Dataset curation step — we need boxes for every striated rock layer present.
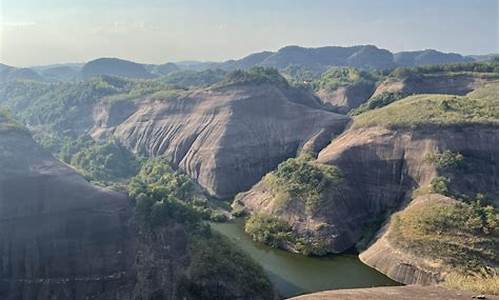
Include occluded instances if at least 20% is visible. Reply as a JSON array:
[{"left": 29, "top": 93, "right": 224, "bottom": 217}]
[
  {"left": 315, "top": 80, "right": 376, "bottom": 114},
  {"left": 371, "top": 73, "right": 493, "bottom": 98},
  {"left": 236, "top": 124, "right": 498, "bottom": 253},
  {"left": 92, "top": 82, "right": 349, "bottom": 198},
  {"left": 0, "top": 126, "right": 273, "bottom": 299}
]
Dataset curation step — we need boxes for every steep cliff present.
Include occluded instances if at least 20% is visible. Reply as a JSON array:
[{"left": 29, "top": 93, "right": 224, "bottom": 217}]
[
  {"left": 0, "top": 113, "right": 274, "bottom": 299},
  {"left": 0, "top": 117, "right": 136, "bottom": 299},
  {"left": 235, "top": 82, "right": 498, "bottom": 256},
  {"left": 371, "top": 73, "right": 493, "bottom": 99},
  {"left": 92, "top": 79, "right": 349, "bottom": 198},
  {"left": 360, "top": 194, "right": 498, "bottom": 294}
]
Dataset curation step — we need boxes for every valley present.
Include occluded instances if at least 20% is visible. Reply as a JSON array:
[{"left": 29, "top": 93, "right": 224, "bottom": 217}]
[{"left": 0, "top": 46, "right": 498, "bottom": 299}]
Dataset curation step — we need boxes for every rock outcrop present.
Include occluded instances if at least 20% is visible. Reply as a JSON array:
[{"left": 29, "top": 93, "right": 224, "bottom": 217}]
[
  {"left": 92, "top": 82, "right": 349, "bottom": 198},
  {"left": 0, "top": 125, "right": 138, "bottom": 299},
  {"left": 359, "top": 195, "right": 449, "bottom": 286},
  {"left": 0, "top": 118, "right": 274, "bottom": 299},
  {"left": 288, "top": 285, "right": 498, "bottom": 300},
  {"left": 315, "top": 80, "right": 376, "bottom": 114},
  {"left": 371, "top": 73, "right": 493, "bottom": 98},
  {"left": 236, "top": 121, "right": 498, "bottom": 253},
  {"left": 360, "top": 193, "right": 498, "bottom": 293}
]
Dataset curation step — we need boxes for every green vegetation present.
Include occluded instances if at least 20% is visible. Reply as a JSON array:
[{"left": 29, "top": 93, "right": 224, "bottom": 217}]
[
  {"left": 128, "top": 158, "right": 227, "bottom": 227},
  {"left": 178, "top": 232, "right": 274, "bottom": 300},
  {"left": 0, "top": 76, "right": 184, "bottom": 140},
  {"left": 159, "top": 69, "right": 227, "bottom": 88},
  {"left": 50, "top": 134, "right": 140, "bottom": 182},
  {"left": 425, "top": 150, "right": 464, "bottom": 169},
  {"left": 264, "top": 156, "right": 343, "bottom": 214},
  {"left": 129, "top": 158, "right": 202, "bottom": 227},
  {"left": 127, "top": 159, "right": 274, "bottom": 298},
  {"left": 0, "top": 108, "right": 28, "bottom": 133},
  {"left": 352, "top": 82, "right": 498, "bottom": 129},
  {"left": 430, "top": 176, "right": 451, "bottom": 195},
  {"left": 314, "top": 67, "right": 378, "bottom": 91},
  {"left": 245, "top": 213, "right": 329, "bottom": 255},
  {"left": 349, "top": 92, "right": 406, "bottom": 116},
  {"left": 390, "top": 60, "right": 499, "bottom": 79},
  {"left": 220, "top": 67, "right": 289, "bottom": 87},
  {"left": 350, "top": 60, "right": 499, "bottom": 115},
  {"left": 70, "top": 140, "right": 140, "bottom": 181},
  {"left": 387, "top": 198, "right": 498, "bottom": 283},
  {"left": 281, "top": 65, "right": 319, "bottom": 87}
]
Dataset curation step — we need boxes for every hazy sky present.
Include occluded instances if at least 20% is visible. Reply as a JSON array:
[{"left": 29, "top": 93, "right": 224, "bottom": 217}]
[{"left": 1, "top": 0, "right": 498, "bottom": 67}]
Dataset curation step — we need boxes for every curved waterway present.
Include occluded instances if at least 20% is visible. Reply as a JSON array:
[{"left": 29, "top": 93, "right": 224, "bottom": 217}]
[{"left": 210, "top": 219, "right": 399, "bottom": 299}]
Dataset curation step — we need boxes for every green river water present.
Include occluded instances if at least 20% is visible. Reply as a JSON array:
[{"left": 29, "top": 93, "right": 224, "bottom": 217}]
[{"left": 210, "top": 220, "right": 399, "bottom": 299}]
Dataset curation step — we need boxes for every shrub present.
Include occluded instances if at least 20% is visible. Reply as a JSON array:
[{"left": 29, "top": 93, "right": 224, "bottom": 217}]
[
  {"left": 388, "top": 198, "right": 498, "bottom": 274},
  {"left": 178, "top": 233, "right": 274, "bottom": 300},
  {"left": 425, "top": 150, "right": 464, "bottom": 170},
  {"left": 352, "top": 82, "right": 499, "bottom": 129},
  {"left": 244, "top": 213, "right": 329, "bottom": 255},
  {"left": 210, "top": 211, "right": 229, "bottom": 222},
  {"left": 221, "top": 67, "right": 288, "bottom": 87},
  {"left": 430, "top": 176, "right": 451, "bottom": 195},
  {"left": 314, "top": 67, "right": 377, "bottom": 92},
  {"left": 350, "top": 92, "right": 406, "bottom": 115},
  {"left": 128, "top": 158, "right": 205, "bottom": 228},
  {"left": 266, "top": 157, "right": 343, "bottom": 213},
  {"left": 70, "top": 139, "right": 140, "bottom": 181}
]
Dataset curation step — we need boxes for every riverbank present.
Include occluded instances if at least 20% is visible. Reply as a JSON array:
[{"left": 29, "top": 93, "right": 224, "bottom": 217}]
[{"left": 210, "top": 220, "right": 398, "bottom": 298}]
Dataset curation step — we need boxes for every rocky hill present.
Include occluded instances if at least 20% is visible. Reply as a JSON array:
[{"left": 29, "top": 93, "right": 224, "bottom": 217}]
[
  {"left": 233, "top": 82, "right": 498, "bottom": 292},
  {"left": 91, "top": 69, "right": 349, "bottom": 198},
  {"left": 178, "top": 45, "right": 478, "bottom": 74},
  {"left": 0, "top": 63, "right": 43, "bottom": 82},
  {"left": 81, "top": 58, "right": 156, "bottom": 79},
  {"left": 0, "top": 111, "right": 274, "bottom": 300},
  {"left": 360, "top": 194, "right": 498, "bottom": 291},
  {"left": 393, "top": 49, "right": 474, "bottom": 66}
]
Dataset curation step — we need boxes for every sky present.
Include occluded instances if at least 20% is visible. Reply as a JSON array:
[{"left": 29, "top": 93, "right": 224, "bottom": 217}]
[{"left": 0, "top": 0, "right": 498, "bottom": 67}]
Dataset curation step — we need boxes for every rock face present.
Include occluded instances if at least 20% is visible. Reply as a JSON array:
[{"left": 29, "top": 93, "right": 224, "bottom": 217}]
[
  {"left": 236, "top": 124, "right": 498, "bottom": 253},
  {"left": 315, "top": 80, "right": 376, "bottom": 113},
  {"left": 0, "top": 127, "right": 139, "bottom": 299},
  {"left": 288, "top": 285, "right": 499, "bottom": 300},
  {"left": 359, "top": 195, "right": 450, "bottom": 286},
  {"left": 91, "top": 82, "right": 349, "bottom": 198},
  {"left": 0, "top": 121, "right": 274, "bottom": 299},
  {"left": 371, "top": 73, "right": 492, "bottom": 98}
]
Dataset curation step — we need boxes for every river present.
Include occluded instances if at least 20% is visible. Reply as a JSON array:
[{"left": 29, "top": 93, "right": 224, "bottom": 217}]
[{"left": 210, "top": 219, "right": 399, "bottom": 299}]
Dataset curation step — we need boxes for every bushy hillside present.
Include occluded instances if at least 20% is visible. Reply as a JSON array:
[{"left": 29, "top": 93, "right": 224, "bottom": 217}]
[
  {"left": 81, "top": 57, "right": 156, "bottom": 79},
  {"left": 352, "top": 82, "right": 498, "bottom": 129}
]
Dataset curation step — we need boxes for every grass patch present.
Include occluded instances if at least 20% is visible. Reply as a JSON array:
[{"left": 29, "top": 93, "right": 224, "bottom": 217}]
[
  {"left": 178, "top": 231, "right": 274, "bottom": 300},
  {"left": 352, "top": 82, "right": 498, "bottom": 129},
  {"left": 263, "top": 156, "right": 343, "bottom": 214},
  {"left": 443, "top": 272, "right": 498, "bottom": 295},
  {"left": 387, "top": 198, "right": 498, "bottom": 275},
  {"left": 244, "top": 213, "right": 329, "bottom": 255}
]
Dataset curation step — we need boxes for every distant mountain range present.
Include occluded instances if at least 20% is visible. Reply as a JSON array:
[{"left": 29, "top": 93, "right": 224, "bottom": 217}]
[{"left": 1, "top": 45, "right": 497, "bottom": 82}]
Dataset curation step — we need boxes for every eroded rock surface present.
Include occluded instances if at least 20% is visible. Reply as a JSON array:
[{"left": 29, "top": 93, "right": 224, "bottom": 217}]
[
  {"left": 0, "top": 126, "right": 273, "bottom": 300},
  {"left": 92, "top": 82, "right": 349, "bottom": 198},
  {"left": 236, "top": 124, "right": 498, "bottom": 253},
  {"left": 288, "top": 285, "right": 498, "bottom": 300},
  {"left": 372, "top": 73, "right": 493, "bottom": 98}
]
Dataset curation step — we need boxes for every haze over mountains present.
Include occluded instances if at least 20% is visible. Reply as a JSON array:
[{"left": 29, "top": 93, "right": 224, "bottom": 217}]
[
  {"left": 1, "top": 44, "right": 495, "bottom": 82},
  {"left": 0, "top": 41, "right": 498, "bottom": 299}
]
